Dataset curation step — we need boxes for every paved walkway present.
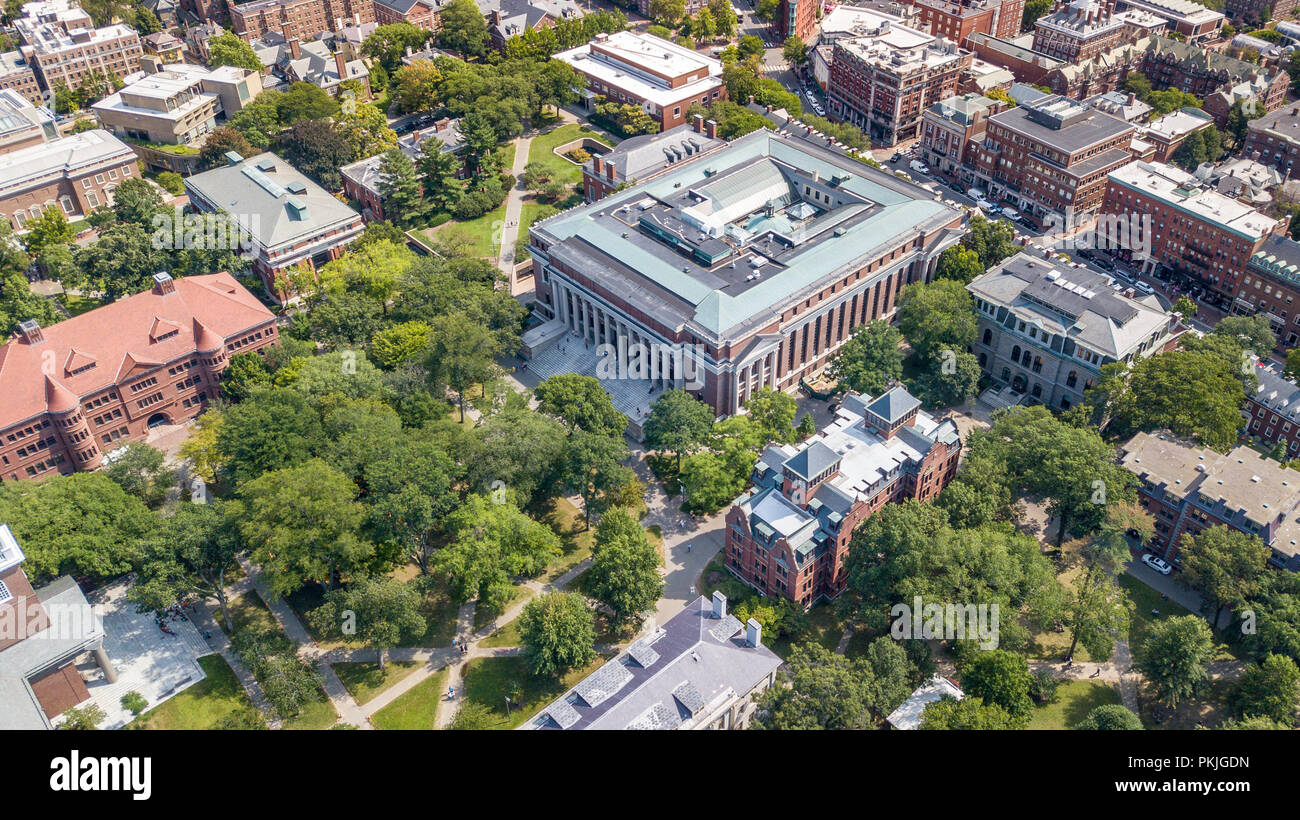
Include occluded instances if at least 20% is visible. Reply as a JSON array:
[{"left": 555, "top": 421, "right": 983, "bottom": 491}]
[
  {"left": 497, "top": 130, "right": 534, "bottom": 283},
  {"left": 189, "top": 581, "right": 283, "bottom": 728}
]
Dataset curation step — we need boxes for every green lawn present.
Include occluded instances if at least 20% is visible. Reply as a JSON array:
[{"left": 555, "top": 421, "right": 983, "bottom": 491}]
[
  {"left": 1118, "top": 573, "right": 1239, "bottom": 661},
  {"left": 526, "top": 123, "right": 611, "bottom": 185},
  {"left": 334, "top": 661, "right": 420, "bottom": 706},
  {"left": 473, "top": 585, "right": 533, "bottom": 631},
  {"left": 285, "top": 574, "right": 459, "bottom": 650},
  {"left": 461, "top": 654, "right": 607, "bottom": 730},
  {"left": 61, "top": 293, "right": 103, "bottom": 317},
  {"left": 371, "top": 669, "right": 448, "bottom": 730},
  {"left": 128, "top": 655, "right": 258, "bottom": 730},
  {"left": 1026, "top": 679, "right": 1122, "bottom": 730},
  {"left": 281, "top": 694, "right": 339, "bottom": 730},
  {"left": 540, "top": 496, "right": 597, "bottom": 582}
]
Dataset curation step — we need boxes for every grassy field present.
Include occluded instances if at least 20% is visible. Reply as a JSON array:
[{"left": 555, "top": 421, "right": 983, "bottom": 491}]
[
  {"left": 371, "top": 670, "right": 449, "bottom": 730},
  {"left": 527, "top": 123, "right": 611, "bottom": 185},
  {"left": 61, "top": 293, "right": 104, "bottom": 317},
  {"left": 128, "top": 655, "right": 258, "bottom": 730},
  {"left": 422, "top": 142, "right": 517, "bottom": 258},
  {"left": 539, "top": 496, "right": 598, "bottom": 582},
  {"left": 460, "top": 654, "right": 607, "bottom": 730},
  {"left": 1119, "top": 573, "right": 1239, "bottom": 661},
  {"left": 1026, "top": 679, "right": 1122, "bottom": 730},
  {"left": 334, "top": 661, "right": 420, "bottom": 706}
]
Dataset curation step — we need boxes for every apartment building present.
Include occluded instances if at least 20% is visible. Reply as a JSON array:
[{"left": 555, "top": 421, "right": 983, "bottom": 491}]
[
  {"left": 1243, "top": 104, "right": 1300, "bottom": 182},
  {"left": 1101, "top": 161, "right": 1287, "bottom": 310},
  {"left": 373, "top": 0, "right": 445, "bottom": 30},
  {"left": 825, "top": 13, "right": 971, "bottom": 146},
  {"left": 14, "top": 2, "right": 143, "bottom": 95},
  {"left": 1032, "top": 0, "right": 1129, "bottom": 61},
  {"left": 554, "top": 32, "right": 727, "bottom": 133},
  {"left": 0, "top": 128, "right": 136, "bottom": 231},
  {"left": 967, "top": 252, "right": 1179, "bottom": 411},
  {"left": 185, "top": 152, "right": 364, "bottom": 302},
  {"left": 1137, "top": 106, "right": 1214, "bottom": 163},
  {"left": 918, "top": 92, "right": 1005, "bottom": 187},
  {"left": 726, "top": 386, "right": 961, "bottom": 605},
  {"left": 0, "top": 272, "right": 278, "bottom": 482},
  {"left": 911, "top": 0, "right": 1024, "bottom": 46},
  {"left": 0, "top": 50, "right": 43, "bottom": 105},
  {"left": 1246, "top": 369, "right": 1300, "bottom": 460},
  {"left": 1120, "top": 431, "right": 1300, "bottom": 571},
  {"left": 1234, "top": 235, "right": 1300, "bottom": 350},
  {"left": 229, "top": 0, "right": 376, "bottom": 42},
  {"left": 484, "top": 0, "right": 585, "bottom": 50},
  {"left": 1223, "top": 0, "right": 1298, "bottom": 23},
  {"left": 777, "top": 0, "right": 822, "bottom": 40}
]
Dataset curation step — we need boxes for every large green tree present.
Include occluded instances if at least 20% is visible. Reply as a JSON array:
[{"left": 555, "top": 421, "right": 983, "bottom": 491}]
[
  {"left": 831, "top": 319, "right": 904, "bottom": 396},
  {"left": 1137, "top": 614, "right": 1215, "bottom": 708},
  {"left": 519, "top": 591, "right": 597, "bottom": 678},
  {"left": 585, "top": 509, "right": 663, "bottom": 629}
]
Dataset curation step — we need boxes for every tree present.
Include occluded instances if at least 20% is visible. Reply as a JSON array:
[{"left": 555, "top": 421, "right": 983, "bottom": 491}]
[
  {"left": 281, "top": 119, "right": 351, "bottom": 190},
  {"left": 744, "top": 387, "right": 798, "bottom": 443},
  {"left": 0, "top": 473, "right": 157, "bottom": 586},
  {"left": 643, "top": 389, "right": 714, "bottom": 470},
  {"left": 376, "top": 147, "right": 428, "bottom": 228},
  {"left": 275, "top": 82, "right": 339, "bottom": 123},
  {"left": 221, "top": 351, "right": 272, "bottom": 402},
  {"left": 896, "top": 279, "right": 978, "bottom": 359},
  {"left": 960, "top": 649, "right": 1034, "bottom": 721},
  {"left": 919, "top": 696, "right": 1020, "bottom": 729},
  {"left": 934, "top": 245, "right": 984, "bottom": 285},
  {"left": 1074, "top": 704, "right": 1143, "bottom": 730},
  {"left": 449, "top": 700, "right": 499, "bottom": 729},
  {"left": 369, "top": 321, "right": 434, "bottom": 370},
  {"left": 519, "top": 590, "right": 599, "bottom": 681},
  {"left": 709, "top": 0, "right": 737, "bottom": 37},
  {"left": 130, "top": 502, "right": 244, "bottom": 632},
  {"left": 364, "top": 439, "right": 460, "bottom": 574},
  {"left": 198, "top": 126, "right": 255, "bottom": 170},
  {"left": 754, "top": 642, "right": 895, "bottom": 729},
  {"left": 420, "top": 139, "right": 463, "bottom": 212},
  {"left": 362, "top": 22, "right": 434, "bottom": 72},
  {"left": 426, "top": 313, "right": 499, "bottom": 422},
  {"left": 237, "top": 459, "right": 371, "bottom": 595},
  {"left": 308, "top": 575, "right": 426, "bottom": 668},
  {"left": 562, "top": 429, "right": 635, "bottom": 527},
  {"left": 208, "top": 32, "right": 263, "bottom": 71},
  {"left": 229, "top": 94, "right": 283, "bottom": 149},
  {"left": 1137, "top": 614, "right": 1215, "bottom": 708},
  {"left": 71, "top": 222, "right": 167, "bottom": 298},
  {"left": 958, "top": 215, "right": 1019, "bottom": 268},
  {"left": 755, "top": 0, "right": 779, "bottom": 21},
  {"left": 1234, "top": 653, "right": 1300, "bottom": 726},
  {"left": 534, "top": 373, "right": 627, "bottom": 438},
  {"left": 335, "top": 103, "right": 397, "bottom": 161},
  {"left": 693, "top": 8, "right": 717, "bottom": 40},
  {"left": 59, "top": 704, "right": 107, "bottom": 730},
  {"left": 585, "top": 509, "right": 663, "bottom": 629},
  {"left": 102, "top": 442, "right": 172, "bottom": 508},
  {"left": 23, "top": 207, "right": 75, "bottom": 260},
  {"left": 438, "top": 0, "right": 490, "bottom": 57},
  {"left": 110, "top": 178, "right": 164, "bottom": 226},
  {"left": 649, "top": 0, "right": 686, "bottom": 25},
  {"left": 831, "top": 319, "right": 903, "bottom": 396},
  {"left": 782, "top": 35, "right": 809, "bottom": 65},
  {"left": 1214, "top": 313, "right": 1276, "bottom": 356},
  {"left": 439, "top": 495, "right": 561, "bottom": 611},
  {"left": 1179, "top": 525, "right": 1271, "bottom": 628},
  {"left": 907, "top": 349, "right": 981, "bottom": 409},
  {"left": 1174, "top": 294, "right": 1197, "bottom": 318}
]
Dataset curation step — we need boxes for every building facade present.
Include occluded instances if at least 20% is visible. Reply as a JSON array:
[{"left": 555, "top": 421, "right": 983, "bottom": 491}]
[
  {"left": 1243, "top": 104, "right": 1300, "bottom": 182},
  {"left": 968, "top": 252, "right": 1180, "bottom": 411},
  {"left": 912, "top": 0, "right": 1024, "bottom": 46},
  {"left": 1247, "top": 369, "right": 1300, "bottom": 459},
  {"left": 726, "top": 387, "right": 961, "bottom": 605},
  {"left": 92, "top": 62, "right": 261, "bottom": 148},
  {"left": 372, "top": 0, "right": 444, "bottom": 29},
  {"left": 1120, "top": 431, "right": 1300, "bottom": 572},
  {"left": 342, "top": 117, "right": 463, "bottom": 221},
  {"left": 1117, "top": 0, "right": 1223, "bottom": 41},
  {"left": 581, "top": 114, "right": 726, "bottom": 202},
  {"left": 0, "top": 128, "right": 137, "bottom": 231},
  {"left": 1032, "top": 0, "right": 1129, "bottom": 62},
  {"left": 918, "top": 92, "right": 1005, "bottom": 187},
  {"left": 0, "top": 272, "right": 278, "bottom": 482},
  {"left": 229, "top": 0, "right": 376, "bottom": 41}
]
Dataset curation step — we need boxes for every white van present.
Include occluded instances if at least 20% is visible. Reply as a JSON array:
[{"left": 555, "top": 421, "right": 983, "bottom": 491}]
[
  {"left": 1001, "top": 207, "right": 1020, "bottom": 222},
  {"left": 910, "top": 160, "right": 930, "bottom": 175},
  {"left": 1135, "top": 280, "right": 1155, "bottom": 295}
]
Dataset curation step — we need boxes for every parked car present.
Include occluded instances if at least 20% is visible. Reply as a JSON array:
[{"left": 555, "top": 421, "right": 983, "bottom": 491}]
[
  {"left": 909, "top": 159, "right": 930, "bottom": 175},
  {"left": 1135, "top": 280, "right": 1155, "bottom": 295},
  {"left": 890, "top": 152, "right": 902, "bottom": 162},
  {"left": 1141, "top": 554, "right": 1173, "bottom": 575}
]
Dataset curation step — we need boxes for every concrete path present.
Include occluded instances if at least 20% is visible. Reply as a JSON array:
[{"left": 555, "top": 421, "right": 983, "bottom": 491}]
[
  {"left": 496, "top": 131, "right": 534, "bottom": 281},
  {"left": 189, "top": 583, "right": 283, "bottom": 729}
]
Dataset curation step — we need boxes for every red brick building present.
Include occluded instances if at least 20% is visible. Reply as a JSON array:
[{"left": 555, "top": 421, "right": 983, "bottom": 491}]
[
  {"left": 0, "top": 272, "right": 278, "bottom": 483},
  {"left": 912, "top": 0, "right": 1023, "bottom": 46},
  {"left": 1032, "top": 0, "right": 1128, "bottom": 61},
  {"left": 725, "top": 387, "right": 961, "bottom": 605},
  {"left": 230, "top": 0, "right": 375, "bottom": 42},
  {"left": 372, "top": 0, "right": 443, "bottom": 30},
  {"left": 777, "top": 0, "right": 823, "bottom": 40}
]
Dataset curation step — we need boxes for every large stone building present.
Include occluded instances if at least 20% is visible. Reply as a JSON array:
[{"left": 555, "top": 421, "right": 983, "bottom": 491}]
[
  {"left": 524, "top": 593, "right": 782, "bottom": 730},
  {"left": 524, "top": 128, "right": 965, "bottom": 420},
  {"left": 1120, "top": 431, "right": 1300, "bottom": 571},
  {"left": 555, "top": 32, "right": 726, "bottom": 134},
  {"left": 825, "top": 12, "right": 971, "bottom": 146},
  {"left": 0, "top": 128, "right": 137, "bottom": 231},
  {"left": 229, "top": 0, "right": 376, "bottom": 42},
  {"left": 967, "top": 252, "right": 1178, "bottom": 411},
  {"left": 968, "top": 95, "right": 1137, "bottom": 230},
  {"left": 185, "top": 152, "right": 364, "bottom": 302},
  {"left": 1100, "top": 161, "right": 1288, "bottom": 311},
  {"left": 0, "top": 272, "right": 278, "bottom": 482},
  {"left": 726, "top": 386, "right": 961, "bottom": 604}
]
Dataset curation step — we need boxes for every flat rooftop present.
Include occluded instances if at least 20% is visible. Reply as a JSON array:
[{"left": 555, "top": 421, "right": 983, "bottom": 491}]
[
  {"left": 554, "top": 31, "right": 721, "bottom": 107},
  {"left": 532, "top": 128, "right": 959, "bottom": 339},
  {"left": 1109, "top": 161, "right": 1281, "bottom": 240},
  {"left": 989, "top": 94, "right": 1133, "bottom": 155}
]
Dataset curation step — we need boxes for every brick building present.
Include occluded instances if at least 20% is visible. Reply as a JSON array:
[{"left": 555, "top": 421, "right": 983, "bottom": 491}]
[
  {"left": 554, "top": 32, "right": 726, "bottom": 133},
  {"left": 777, "top": 0, "right": 823, "bottom": 40},
  {"left": 911, "top": 0, "right": 1023, "bottom": 46},
  {"left": 0, "top": 129, "right": 137, "bottom": 231},
  {"left": 0, "top": 272, "right": 278, "bottom": 482},
  {"left": 0, "top": 51, "right": 42, "bottom": 105},
  {"left": 1101, "top": 161, "right": 1288, "bottom": 310},
  {"left": 20, "top": 21, "right": 142, "bottom": 97},
  {"left": 524, "top": 127, "right": 965, "bottom": 421},
  {"left": 1247, "top": 369, "right": 1300, "bottom": 459},
  {"left": 725, "top": 387, "right": 961, "bottom": 605},
  {"left": 581, "top": 114, "right": 726, "bottom": 202},
  {"left": 1120, "top": 431, "right": 1300, "bottom": 572},
  {"left": 342, "top": 117, "right": 463, "bottom": 221},
  {"left": 1223, "top": 0, "right": 1298, "bottom": 24},
  {"left": 825, "top": 16, "right": 971, "bottom": 146},
  {"left": 918, "top": 91, "right": 1005, "bottom": 188},
  {"left": 1236, "top": 235, "right": 1300, "bottom": 351},
  {"left": 372, "top": 0, "right": 444, "bottom": 29},
  {"left": 1117, "top": 0, "right": 1223, "bottom": 42},
  {"left": 1032, "top": 0, "right": 1128, "bottom": 61},
  {"left": 229, "top": 0, "right": 375, "bottom": 42},
  {"left": 1243, "top": 104, "right": 1300, "bottom": 182}
]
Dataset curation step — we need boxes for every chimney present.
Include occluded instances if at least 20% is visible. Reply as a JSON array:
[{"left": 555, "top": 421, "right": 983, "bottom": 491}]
[
  {"left": 712, "top": 590, "right": 726, "bottom": 620},
  {"left": 153, "top": 271, "right": 176, "bottom": 295},
  {"left": 592, "top": 155, "right": 602, "bottom": 174},
  {"left": 705, "top": 119, "right": 718, "bottom": 139},
  {"left": 280, "top": 22, "right": 292, "bottom": 42},
  {"left": 692, "top": 113, "right": 704, "bottom": 133},
  {"left": 335, "top": 50, "right": 347, "bottom": 79},
  {"left": 289, "top": 37, "right": 301, "bottom": 59},
  {"left": 17, "top": 319, "right": 43, "bottom": 345},
  {"left": 606, "top": 160, "right": 615, "bottom": 181},
  {"left": 142, "top": 54, "right": 162, "bottom": 74},
  {"left": 746, "top": 618, "right": 762, "bottom": 647}
]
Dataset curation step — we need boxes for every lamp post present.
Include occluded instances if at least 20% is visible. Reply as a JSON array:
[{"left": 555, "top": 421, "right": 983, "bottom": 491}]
[{"left": 504, "top": 695, "right": 513, "bottom": 716}]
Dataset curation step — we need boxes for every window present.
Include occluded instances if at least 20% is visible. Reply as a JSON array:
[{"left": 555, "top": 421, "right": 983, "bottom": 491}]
[{"left": 59, "top": 196, "right": 73, "bottom": 214}]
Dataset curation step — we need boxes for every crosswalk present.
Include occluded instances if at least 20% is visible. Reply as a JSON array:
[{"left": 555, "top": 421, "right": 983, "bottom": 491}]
[{"left": 761, "top": 63, "right": 788, "bottom": 72}]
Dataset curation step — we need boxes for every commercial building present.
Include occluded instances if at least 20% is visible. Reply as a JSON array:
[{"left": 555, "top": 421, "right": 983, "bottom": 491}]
[
  {"left": 726, "top": 386, "right": 960, "bottom": 604},
  {"left": 911, "top": 0, "right": 1024, "bottom": 46},
  {"left": 968, "top": 95, "right": 1137, "bottom": 230},
  {"left": 524, "top": 593, "right": 782, "bottom": 730},
  {"left": 1032, "top": 0, "right": 1129, "bottom": 61},
  {"left": 525, "top": 128, "right": 964, "bottom": 420},
  {"left": 1117, "top": 0, "right": 1224, "bottom": 41},
  {"left": 1120, "top": 431, "right": 1300, "bottom": 571},
  {"left": 825, "top": 13, "right": 971, "bottom": 146},
  {"left": 1243, "top": 104, "right": 1300, "bottom": 182},
  {"left": 776, "top": 0, "right": 823, "bottom": 40},
  {"left": 1101, "top": 161, "right": 1287, "bottom": 308},
  {"left": 0, "top": 272, "right": 278, "bottom": 482},
  {"left": 554, "top": 32, "right": 726, "bottom": 133},
  {"left": 967, "top": 252, "right": 1179, "bottom": 410},
  {"left": 185, "top": 152, "right": 364, "bottom": 301},
  {"left": 92, "top": 61, "right": 262, "bottom": 149},
  {"left": 918, "top": 92, "right": 1005, "bottom": 187},
  {"left": 0, "top": 128, "right": 137, "bottom": 231},
  {"left": 581, "top": 114, "right": 726, "bottom": 202},
  {"left": 229, "top": 0, "right": 375, "bottom": 42},
  {"left": 342, "top": 117, "right": 463, "bottom": 221}
]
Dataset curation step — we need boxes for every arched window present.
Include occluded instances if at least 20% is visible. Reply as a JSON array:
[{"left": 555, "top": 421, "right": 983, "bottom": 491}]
[
  {"left": 982, "top": 328, "right": 992, "bottom": 345},
  {"left": 1032, "top": 356, "right": 1042, "bottom": 374},
  {"left": 1066, "top": 370, "right": 1078, "bottom": 388},
  {"left": 1011, "top": 345, "right": 1021, "bottom": 361}
]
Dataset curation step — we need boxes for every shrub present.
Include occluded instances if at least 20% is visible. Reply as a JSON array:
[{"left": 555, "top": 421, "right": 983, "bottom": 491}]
[{"left": 120, "top": 691, "right": 148, "bottom": 715}]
